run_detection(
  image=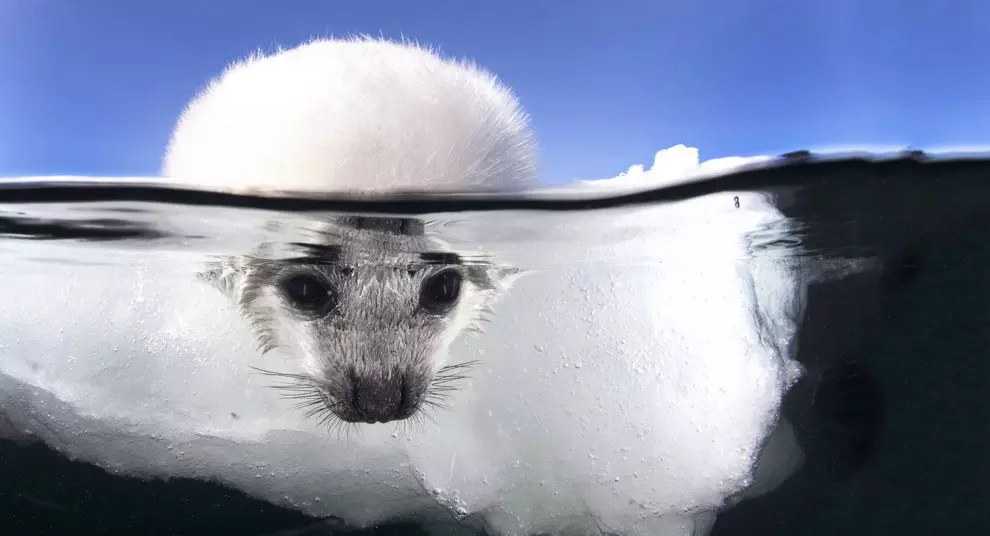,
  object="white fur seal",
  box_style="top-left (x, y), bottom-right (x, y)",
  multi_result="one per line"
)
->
top-left (162, 37), bottom-right (534, 425)
top-left (163, 36), bottom-right (537, 195)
